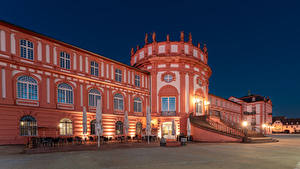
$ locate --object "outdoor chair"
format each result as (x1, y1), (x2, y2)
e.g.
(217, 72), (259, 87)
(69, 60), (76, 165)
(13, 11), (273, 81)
(67, 137), (73, 144)
(89, 136), (94, 143)
(53, 138), (60, 147)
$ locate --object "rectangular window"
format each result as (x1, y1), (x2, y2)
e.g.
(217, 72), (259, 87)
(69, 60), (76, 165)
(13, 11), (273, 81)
(60, 51), (71, 69)
(195, 101), (203, 115)
(90, 61), (99, 76)
(161, 97), (176, 112)
(20, 39), (34, 60)
(115, 69), (122, 82)
(135, 75), (140, 87)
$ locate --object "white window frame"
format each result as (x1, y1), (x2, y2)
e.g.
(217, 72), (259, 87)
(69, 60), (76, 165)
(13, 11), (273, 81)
(115, 69), (122, 82)
(114, 93), (124, 111)
(134, 97), (142, 112)
(59, 118), (73, 136)
(88, 89), (101, 107)
(161, 97), (176, 112)
(57, 83), (73, 104)
(20, 39), (34, 60)
(90, 61), (99, 76)
(135, 75), (140, 87)
(17, 76), (38, 100)
(60, 51), (71, 69)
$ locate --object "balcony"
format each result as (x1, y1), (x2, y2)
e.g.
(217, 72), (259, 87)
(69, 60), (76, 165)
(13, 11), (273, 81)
(161, 111), (176, 116)
(243, 111), (256, 115)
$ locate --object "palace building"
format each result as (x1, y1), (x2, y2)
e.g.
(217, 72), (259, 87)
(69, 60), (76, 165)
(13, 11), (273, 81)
(272, 116), (300, 134)
(0, 20), (272, 145)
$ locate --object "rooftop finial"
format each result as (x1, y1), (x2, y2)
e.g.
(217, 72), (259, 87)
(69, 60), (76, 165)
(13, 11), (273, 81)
(203, 44), (207, 53)
(180, 31), (184, 42)
(197, 43), (200, 48)
(145, 33), (148, 44)
(189, 32), (192, 43)
(136, 45), (140, 51)
(131, 48), (134, 56)
(248, 90), (251, 96)
(166, 34), (170, 42)
(152, 32), (156, 42)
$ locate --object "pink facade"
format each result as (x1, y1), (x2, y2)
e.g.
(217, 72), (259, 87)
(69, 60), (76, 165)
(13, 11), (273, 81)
(0, 21), (272, 145)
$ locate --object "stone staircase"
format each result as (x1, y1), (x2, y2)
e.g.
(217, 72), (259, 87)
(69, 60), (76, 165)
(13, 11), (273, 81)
(190, 115), (245, 139)
(245, 137), (279, 143)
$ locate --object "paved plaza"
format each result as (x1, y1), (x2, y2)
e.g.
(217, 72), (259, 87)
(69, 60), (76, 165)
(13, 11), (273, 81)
(0, 135), (300, 169)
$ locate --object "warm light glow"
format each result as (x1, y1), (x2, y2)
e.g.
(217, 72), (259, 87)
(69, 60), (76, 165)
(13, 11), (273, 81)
(204, 101), (210, 106)
(262, 124), (267, 128)
(242, 121), (248, 127)
(59, 123), (62, 128)
(20, 122), (24, 126)
(193, 97), (200, 104)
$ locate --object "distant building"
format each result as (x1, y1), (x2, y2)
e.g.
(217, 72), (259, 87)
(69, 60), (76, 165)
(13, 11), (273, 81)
(272, 116), (300, 134)
(229, 94), (273, 134)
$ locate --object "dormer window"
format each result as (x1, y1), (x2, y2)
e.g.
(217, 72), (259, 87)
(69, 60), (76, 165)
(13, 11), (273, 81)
(158, 45), (165, 53)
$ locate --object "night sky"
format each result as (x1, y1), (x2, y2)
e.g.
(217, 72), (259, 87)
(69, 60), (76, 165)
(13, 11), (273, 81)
(1, 0), (299, 117)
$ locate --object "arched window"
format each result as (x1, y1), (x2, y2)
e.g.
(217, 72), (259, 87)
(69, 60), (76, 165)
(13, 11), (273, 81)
(134, 97), (142, 112)
(20, 116), (37, 136)
(20, 39), (34, 60)
(57, 83), (73, 104)
(90, 119), (96, 135)
(17, 76), (38, 100)
(115, 121), (123, 135)
(59, 118), (73, 136)
(114, 93), (124, 111)
(88, 89), (101, 107)
(136, 122), (142, 136)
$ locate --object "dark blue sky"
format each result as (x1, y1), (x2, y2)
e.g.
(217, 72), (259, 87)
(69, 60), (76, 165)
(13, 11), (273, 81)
(1, 0), (299, 117)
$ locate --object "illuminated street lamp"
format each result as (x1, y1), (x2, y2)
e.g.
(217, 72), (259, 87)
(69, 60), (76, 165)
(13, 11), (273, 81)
(242, 121), (248, 142)
(262, 124), (267, 135)
(204, 100), (210, 115)
(242, 121), (248, 127)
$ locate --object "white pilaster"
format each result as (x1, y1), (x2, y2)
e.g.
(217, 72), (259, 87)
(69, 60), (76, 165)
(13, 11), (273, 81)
(10, 33), (16, 54)
(111, 65), (114, 80)
(107, 90), (109, 109)
(128, 94), (130, 112)
(47, 78), (50, 103)
(73, 53), (77, 70)
(79, 55), (83, 72)
(185, 73), (189, 113)
(53, 47), (57, 65)
(37, 41), (42, 61)
(1, 69), (6, 98)
(46, 45), (50, 63)
(101, 62), (104, 77)
(85, 56), (88, 73)
(80, 84), (83, 106)
(0, 30), (6, 52)
(106, 64), (109, 78)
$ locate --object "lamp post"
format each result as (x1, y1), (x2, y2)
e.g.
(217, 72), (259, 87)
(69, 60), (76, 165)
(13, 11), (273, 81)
(262, 124), (267, 136)
(242, 121), (248, 142)
(204, 101), (210, 116)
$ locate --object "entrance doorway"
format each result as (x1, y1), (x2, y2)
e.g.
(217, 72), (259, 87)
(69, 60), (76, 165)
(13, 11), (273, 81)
(162, 122), (175, 139)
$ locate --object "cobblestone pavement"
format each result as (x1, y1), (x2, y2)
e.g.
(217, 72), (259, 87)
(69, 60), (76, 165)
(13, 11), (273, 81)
(0, 135), (300, 169)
